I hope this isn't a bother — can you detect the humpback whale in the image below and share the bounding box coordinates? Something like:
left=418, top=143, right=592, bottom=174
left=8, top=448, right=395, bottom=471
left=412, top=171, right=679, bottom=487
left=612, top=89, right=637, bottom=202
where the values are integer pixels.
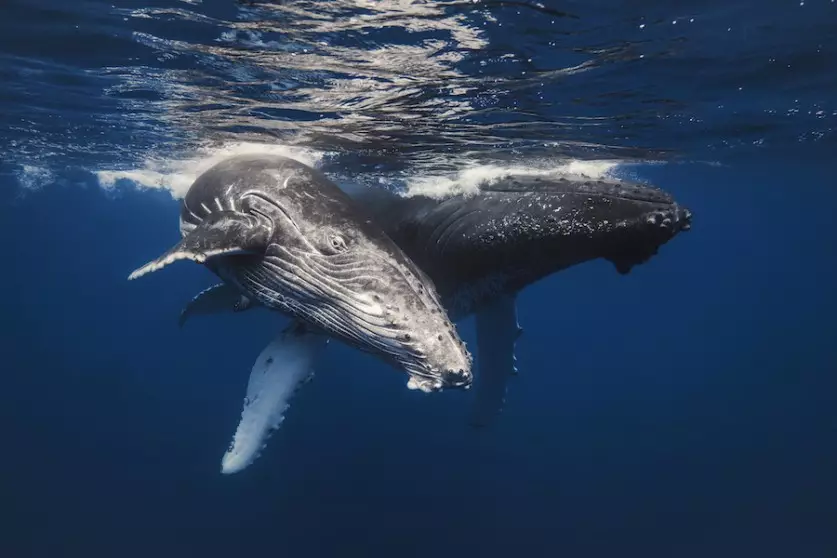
left=355, top=174, right=692, bottom=321
left=354, top=174, right=692, bottom=424
left=128, top=155, right=474, bottom=472
left=179, top=155, right=693, bottom=473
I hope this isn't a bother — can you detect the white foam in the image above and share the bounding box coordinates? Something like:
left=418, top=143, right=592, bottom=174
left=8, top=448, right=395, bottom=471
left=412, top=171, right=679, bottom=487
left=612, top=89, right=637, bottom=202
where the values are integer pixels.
left=95, top=141, right=328, bottom=199
left=90, top=137, right=649, bottom=204
left=17, top=165, right=55, bottom=191
left=402, top=159, right=623, bottom=199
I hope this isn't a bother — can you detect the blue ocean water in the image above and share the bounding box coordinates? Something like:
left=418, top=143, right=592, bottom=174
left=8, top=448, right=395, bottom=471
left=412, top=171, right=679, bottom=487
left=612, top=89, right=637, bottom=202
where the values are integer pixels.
left=1, top=0, right=836, bottom=556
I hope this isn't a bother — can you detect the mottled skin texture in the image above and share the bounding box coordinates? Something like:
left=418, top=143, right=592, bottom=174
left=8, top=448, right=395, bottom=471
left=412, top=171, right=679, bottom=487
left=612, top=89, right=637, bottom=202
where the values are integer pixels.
left=133, top=154, right=472, bottom=391
left=355, top=175, right=692, bottom=321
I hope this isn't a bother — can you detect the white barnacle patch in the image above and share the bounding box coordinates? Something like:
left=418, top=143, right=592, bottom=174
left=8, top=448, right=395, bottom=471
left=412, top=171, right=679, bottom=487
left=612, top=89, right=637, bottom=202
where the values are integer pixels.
left=406, top=377, right=423, bottom=391
left=406, top=375, right=442, bottom=393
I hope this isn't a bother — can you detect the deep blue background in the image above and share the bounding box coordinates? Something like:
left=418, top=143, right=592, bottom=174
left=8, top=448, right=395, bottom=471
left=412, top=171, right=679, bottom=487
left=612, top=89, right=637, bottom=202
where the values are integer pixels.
left=2, top=0, right=837, bottom=555
left=2, top=154, right=835, bottom=556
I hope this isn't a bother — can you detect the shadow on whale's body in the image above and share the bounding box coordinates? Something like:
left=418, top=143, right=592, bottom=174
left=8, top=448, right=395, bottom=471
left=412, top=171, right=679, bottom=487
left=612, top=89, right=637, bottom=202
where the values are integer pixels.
left=168, top=154, right=693, bottom=474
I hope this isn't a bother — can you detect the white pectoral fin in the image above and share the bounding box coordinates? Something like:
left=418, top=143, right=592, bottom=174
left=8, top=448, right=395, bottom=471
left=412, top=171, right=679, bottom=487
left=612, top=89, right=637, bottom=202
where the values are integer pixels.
left=220, top=322, right=328, bottom=475
left=469, top=294, right=522, bottom=427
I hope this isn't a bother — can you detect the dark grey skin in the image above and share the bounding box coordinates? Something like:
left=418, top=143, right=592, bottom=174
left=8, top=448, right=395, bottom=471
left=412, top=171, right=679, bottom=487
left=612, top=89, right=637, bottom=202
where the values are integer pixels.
left=354, top=174, right=692, bottom=322
left=349, top=174, right=691, bottom=425
left=129, top=154, right=473, bottom=393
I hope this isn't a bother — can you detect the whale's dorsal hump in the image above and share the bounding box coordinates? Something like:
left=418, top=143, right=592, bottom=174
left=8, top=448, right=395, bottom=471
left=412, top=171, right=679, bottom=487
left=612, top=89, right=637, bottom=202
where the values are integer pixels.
left=128, top=212, right=271, bottom=280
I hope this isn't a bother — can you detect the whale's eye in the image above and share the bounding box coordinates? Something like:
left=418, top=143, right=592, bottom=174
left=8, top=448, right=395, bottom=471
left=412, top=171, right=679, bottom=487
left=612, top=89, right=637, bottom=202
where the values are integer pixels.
left=328, top=234, right=349, bottom=252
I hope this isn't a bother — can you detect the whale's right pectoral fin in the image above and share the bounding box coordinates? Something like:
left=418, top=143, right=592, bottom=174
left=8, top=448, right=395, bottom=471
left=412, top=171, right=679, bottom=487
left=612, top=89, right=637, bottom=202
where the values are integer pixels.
left=128, top=212, right=270, bottom=280
left=220, top=321, right=328, bottom=475
left=469, top=294, right=522, bottom=428
left=179, top=283, right=255, bottom=328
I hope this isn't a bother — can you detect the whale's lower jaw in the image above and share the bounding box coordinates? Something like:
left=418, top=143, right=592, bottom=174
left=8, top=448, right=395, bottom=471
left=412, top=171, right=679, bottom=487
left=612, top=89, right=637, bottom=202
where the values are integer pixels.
left=213, top=256, right=473, bottom=392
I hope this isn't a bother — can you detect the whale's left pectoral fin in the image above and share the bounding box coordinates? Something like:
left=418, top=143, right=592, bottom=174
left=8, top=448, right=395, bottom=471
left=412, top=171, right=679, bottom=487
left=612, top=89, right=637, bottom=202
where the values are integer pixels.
left=469, top=294, right=522, bottom=428
left=220, top=321, right=328, bottom=475
left=128, top=212, right=269, bottom=280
